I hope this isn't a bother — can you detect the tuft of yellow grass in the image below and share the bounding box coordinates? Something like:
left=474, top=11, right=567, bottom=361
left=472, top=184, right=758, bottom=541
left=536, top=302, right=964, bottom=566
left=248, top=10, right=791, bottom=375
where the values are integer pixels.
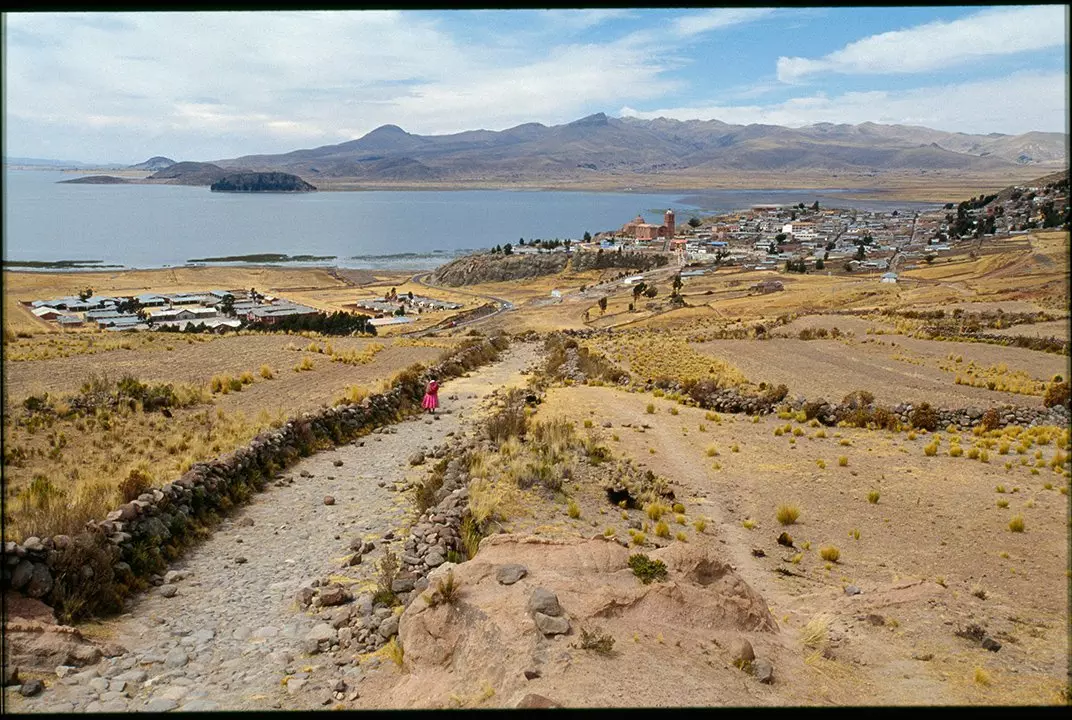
left=800, top=614, right=830, bottom=649
left=819, top=546, right=840, bottom=563
left=1008, top=515, right=1025, bottom=533
left=776, top=503, right=800, bottom=526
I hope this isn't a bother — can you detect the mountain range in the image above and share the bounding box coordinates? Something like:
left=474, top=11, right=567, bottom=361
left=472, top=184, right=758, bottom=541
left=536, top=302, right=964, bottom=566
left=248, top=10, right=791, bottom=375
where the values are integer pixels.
left=176, top=113, right=1068, bottom=185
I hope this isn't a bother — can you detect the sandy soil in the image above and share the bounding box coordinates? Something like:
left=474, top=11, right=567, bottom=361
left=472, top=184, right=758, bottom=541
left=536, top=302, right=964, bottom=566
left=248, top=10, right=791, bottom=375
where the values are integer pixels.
left=517, top=384, right=1069, bottom=705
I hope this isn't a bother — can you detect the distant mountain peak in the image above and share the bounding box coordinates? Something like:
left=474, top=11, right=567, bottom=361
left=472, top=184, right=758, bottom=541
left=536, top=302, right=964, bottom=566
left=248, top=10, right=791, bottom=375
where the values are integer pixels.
left=204, top=114, right=1065, bottom=184
left=568, top=112, right=609, bottom=127
left=365, top=124, right=410, bottom=136
left=128, top=156, right=176, bottom=171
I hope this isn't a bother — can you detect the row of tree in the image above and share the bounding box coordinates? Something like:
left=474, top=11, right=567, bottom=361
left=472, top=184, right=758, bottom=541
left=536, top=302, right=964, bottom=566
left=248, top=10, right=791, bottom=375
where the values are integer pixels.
left=242, top=310, right=376, bottom=336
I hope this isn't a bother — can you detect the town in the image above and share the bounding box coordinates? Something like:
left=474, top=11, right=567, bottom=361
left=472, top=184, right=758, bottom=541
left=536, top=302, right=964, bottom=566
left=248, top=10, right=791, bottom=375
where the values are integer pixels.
left=506, top=172, right=1069, bottom=284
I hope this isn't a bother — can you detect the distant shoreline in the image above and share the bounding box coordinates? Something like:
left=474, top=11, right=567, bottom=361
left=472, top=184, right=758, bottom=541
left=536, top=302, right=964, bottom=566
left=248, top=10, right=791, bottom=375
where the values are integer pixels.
left=10, top=165, right=1058, bottom=203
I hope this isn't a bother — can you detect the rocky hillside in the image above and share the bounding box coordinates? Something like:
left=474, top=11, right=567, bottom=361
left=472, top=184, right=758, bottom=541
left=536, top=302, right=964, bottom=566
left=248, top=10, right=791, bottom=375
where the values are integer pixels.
left=146, top=161, right=229, bottom=186
left=428, top=253, right=570, bottom=286
left=209, top=172, right=316, bottom=193
left=127, top=156, right=176, bottom=171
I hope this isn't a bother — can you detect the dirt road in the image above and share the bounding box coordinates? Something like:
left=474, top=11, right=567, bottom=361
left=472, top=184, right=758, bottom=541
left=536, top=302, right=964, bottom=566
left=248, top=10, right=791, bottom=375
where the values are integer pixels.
left=5, top=342, right=541, bottom=713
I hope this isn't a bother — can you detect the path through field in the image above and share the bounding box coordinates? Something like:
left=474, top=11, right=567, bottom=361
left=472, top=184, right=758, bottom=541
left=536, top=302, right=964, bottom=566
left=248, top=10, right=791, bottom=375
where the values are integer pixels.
left=8, top=342, right=541, bottom=713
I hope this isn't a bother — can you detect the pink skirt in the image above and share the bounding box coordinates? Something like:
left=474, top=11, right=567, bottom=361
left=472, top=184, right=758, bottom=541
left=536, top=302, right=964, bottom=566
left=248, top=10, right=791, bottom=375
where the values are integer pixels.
left=422, top=393, right=439, bottom=410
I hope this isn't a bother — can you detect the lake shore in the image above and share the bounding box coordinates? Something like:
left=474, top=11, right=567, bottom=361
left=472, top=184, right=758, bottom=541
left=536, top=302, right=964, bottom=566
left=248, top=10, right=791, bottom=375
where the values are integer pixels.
left=44, top=166, right=1060, bottom=202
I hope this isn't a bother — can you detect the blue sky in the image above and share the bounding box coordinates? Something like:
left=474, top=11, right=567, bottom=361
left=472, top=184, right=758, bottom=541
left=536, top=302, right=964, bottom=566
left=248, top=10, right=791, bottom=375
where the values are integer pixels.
left=3, top=7, right=1068, bottom=164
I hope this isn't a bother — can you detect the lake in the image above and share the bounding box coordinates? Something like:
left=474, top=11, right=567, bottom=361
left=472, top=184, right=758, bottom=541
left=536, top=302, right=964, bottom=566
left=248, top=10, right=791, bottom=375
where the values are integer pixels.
left=2, top=170, right=938, bottom=271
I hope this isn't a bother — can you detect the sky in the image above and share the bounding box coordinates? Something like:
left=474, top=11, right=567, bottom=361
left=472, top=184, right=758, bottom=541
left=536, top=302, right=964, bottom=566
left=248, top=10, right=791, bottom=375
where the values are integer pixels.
left=3, top=7, right=1068, bottom=164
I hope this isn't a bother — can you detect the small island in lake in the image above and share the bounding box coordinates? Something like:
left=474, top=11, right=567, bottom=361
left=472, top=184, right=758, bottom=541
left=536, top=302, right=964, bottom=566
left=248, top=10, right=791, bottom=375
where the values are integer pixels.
left=187, top=253, right=336, bottom=263
left=57, top=175, right=133, bottom=184
left=4, top=259, right=122, bottom=269
left=209, top=172, right=317, bottom=193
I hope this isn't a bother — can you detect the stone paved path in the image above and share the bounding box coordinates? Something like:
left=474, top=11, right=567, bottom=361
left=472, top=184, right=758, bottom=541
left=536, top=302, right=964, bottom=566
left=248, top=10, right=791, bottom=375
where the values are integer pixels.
left=7, top=342, right=540, bottom=713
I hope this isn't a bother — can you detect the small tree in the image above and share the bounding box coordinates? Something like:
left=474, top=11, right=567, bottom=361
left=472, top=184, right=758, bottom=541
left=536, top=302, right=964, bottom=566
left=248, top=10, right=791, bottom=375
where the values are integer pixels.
left=219, top=294, right=235, bottom=316
left=583, top=231, right=592, bottom=242
left=643, top=285, right=658, bottom=299
left=672, top=274, right=683, bottom=294
left=118, top=297, right=143, bottom=314
left=503, top=243, right=513, bottom=255
left=632, top=282, right=646, bottom=303
left=812, top=201, right=820, bottom=211
left=688, top=217, right=702, bottom=228
left=854, top=245, right=866, bottom=260
left=598, top=297, right=608, bottom=314
left=775, top=233, right=787, bottom=244
left=78, top=287, right=94, bottom=302
left=815, top=258, right=824, bottom=270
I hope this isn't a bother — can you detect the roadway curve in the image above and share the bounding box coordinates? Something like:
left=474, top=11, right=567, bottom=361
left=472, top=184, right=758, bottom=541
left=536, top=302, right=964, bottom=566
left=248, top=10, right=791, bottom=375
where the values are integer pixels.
left=400, top=272, right=515, bottom=336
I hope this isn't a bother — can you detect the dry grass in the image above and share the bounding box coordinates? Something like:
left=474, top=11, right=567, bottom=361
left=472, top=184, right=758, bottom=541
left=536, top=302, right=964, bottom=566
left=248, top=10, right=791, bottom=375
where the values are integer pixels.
left=3, top=400, right=286, bottom=540
left=776, top=503, right=800, bottom=526
left=800, top=614, right=831, bottom=649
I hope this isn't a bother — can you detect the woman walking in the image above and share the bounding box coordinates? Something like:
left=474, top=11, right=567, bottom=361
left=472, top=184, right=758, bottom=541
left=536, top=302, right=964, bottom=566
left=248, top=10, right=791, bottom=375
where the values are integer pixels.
left=422, top=377, right=439, bottom=414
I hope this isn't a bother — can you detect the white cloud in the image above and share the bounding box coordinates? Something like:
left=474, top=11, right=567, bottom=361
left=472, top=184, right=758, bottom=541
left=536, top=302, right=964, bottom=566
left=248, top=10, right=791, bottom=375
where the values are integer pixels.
left=777, top=5, right=1068, bottom=82
left=538, top=9, right=634, bottom=31
left=3, top=9, right=1065, bottom=163
left=674, top=8, right=774, bottom=36
left=620, top=71, right=1069, bottom=135
left=3, top=10, right=681, bottom=160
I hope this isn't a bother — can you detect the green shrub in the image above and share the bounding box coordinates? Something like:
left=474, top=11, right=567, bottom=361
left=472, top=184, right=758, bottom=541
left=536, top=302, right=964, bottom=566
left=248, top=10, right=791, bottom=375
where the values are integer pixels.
left=909, top=403, right=939, bottom=431
left=375, top=550, right=401, bottom=606
left=577, top=626, right=616, bottom=655
left=628, top=553, right=668, bottom=584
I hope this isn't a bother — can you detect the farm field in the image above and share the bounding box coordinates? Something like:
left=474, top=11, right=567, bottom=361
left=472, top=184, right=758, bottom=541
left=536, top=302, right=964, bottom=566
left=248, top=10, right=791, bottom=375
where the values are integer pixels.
left=989, top=320, right=1069, bottom=341
left=3, top=333, right=455, bottom=407
left=1, top=329, right=463, bottom=540
left=692, top=336, right=1066, bottom=409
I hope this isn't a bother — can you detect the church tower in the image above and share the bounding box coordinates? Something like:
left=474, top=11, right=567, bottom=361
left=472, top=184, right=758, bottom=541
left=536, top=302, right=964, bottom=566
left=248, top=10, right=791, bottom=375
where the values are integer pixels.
left=663, top=209, right=676, bottom=251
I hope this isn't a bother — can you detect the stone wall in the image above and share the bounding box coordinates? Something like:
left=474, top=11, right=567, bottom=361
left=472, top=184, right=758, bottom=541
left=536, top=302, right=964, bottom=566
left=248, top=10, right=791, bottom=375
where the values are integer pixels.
left=401, top=454, right=470, bottom=576
left=2, top=337, right=508, bottom=622
left=673, top=384, right=1071, bottom=431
